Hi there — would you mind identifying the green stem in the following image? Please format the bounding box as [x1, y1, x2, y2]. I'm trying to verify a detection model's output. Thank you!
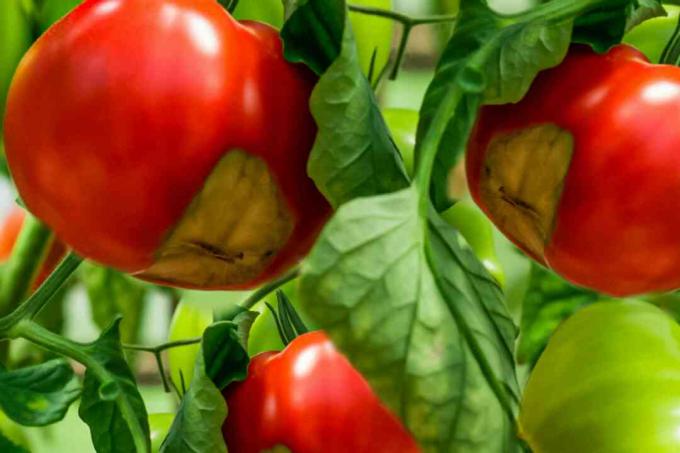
[11, 319, 149, 453]
[240, 267, 300, 310]
[0, 253, 83, 334]
[348, 4, 457, 80]
[0, 215, 53, 316]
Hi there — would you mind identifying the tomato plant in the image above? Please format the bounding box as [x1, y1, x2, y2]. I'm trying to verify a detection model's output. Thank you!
[0, 0, 676, 452]
[520, 300, 680, 452]
[467, 43, 680, 296]
[4, 0, 331, 290]
[223, 331, 419, 453]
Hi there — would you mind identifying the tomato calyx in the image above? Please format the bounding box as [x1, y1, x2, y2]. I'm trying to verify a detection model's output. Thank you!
[265, 290, 308, 346]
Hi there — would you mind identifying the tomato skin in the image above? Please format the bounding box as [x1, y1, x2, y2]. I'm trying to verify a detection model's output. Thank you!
[0, 207, 66, 288]
[223, 331, 419, 453]
[467, 44, 680, 296]
[520, 300, 680, 452]
[4, 0, 330, 290]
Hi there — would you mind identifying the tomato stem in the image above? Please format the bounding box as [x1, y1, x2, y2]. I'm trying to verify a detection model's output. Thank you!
[348, 4, 457, 80]
[0, 214, 53, 317]
[0, 252, 82, 337]
[123, 337, 202, 393]
[240, 267, 300, 310]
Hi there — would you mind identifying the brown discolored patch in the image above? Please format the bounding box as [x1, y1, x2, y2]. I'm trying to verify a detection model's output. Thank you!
[480, 124, 573, 259]
[138, 150, 294, 287]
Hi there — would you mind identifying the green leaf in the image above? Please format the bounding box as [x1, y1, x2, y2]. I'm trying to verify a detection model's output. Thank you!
[0, 359, 80, 426]
[78, 318, 149, 453]
[161, 321, 249, 453]
[0, 431, 28, 453]
[82, 264, 146, 344]
[299, 187, 520, 452]
[624, 0, 665, 31]
[516, 264, 599, 367]
[282, 0, 409, 207]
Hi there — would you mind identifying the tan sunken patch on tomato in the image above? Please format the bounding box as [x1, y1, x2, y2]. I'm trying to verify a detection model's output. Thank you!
[480, 124, 573, 259]
[139, 150, 294, 287]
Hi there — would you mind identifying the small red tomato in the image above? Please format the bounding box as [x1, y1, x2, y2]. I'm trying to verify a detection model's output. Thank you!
[467, 44, 680, 296]
[0, 207, 66, 288]
[4, 0, 330, 290]
[223, 331, 420, 453]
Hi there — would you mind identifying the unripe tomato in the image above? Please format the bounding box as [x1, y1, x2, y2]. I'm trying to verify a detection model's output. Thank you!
[232, 0, 283, 28]
[441, 200, 505, 287]
[467, 44, 680, 296]
[349, 0, 394, 78]
[0, 0, 32, 125]
[223, 331, 420, 453]
[149, 413, 174, 453]
[0, 206, 66, 288]
[520, 300, 680, 452]
[383, 108, 505, 284]
[167, 301, 213, 391]
[37, 0, 83, 32]
[4, 0, 331, 290]
[623, 5, 680, 63]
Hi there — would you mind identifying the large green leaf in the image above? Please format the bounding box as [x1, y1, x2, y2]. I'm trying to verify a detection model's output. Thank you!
[0, 359, 80, 426]
[78, 319, 149, 453]
[299, 187, 520, 452]
[282, 0, 409, 207]
[161, 321, 249, 453]
[0, 431, 27, 453]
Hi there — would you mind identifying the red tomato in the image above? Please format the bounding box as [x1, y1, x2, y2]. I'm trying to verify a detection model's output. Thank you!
[467, 44, 680, 296]
[0, 207, 66, 288]
[4, 0, 330, 290]
[223, 331, 420, 453]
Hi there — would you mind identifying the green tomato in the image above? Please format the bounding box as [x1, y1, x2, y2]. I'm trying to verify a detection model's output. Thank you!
[149, 413, 174, 453]
[0, 0, 32, 125]
[382, 108, 505, 285]
[232, 0, 283, 28]
[349, 0, 394, 79]
[441, 201, 505, 287]
[382, 108, 417, 176]
[167, 301, 213, 391]
[520, 300, 680, 452]
[623, 6, 680, 63]
[37, 0, 83, 32]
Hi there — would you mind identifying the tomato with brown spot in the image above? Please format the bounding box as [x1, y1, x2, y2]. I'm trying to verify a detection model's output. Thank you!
[467, 44, 680, 296]
[3, 0, 330, 290]
[223, 331, 420, 453]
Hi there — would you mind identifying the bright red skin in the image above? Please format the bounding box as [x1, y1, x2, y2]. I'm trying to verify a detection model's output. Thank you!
[4, 0, 330, 289]
[0, 207, 67, 288]
[468, 44, 680, 296]
[223, 331, 420, 453]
